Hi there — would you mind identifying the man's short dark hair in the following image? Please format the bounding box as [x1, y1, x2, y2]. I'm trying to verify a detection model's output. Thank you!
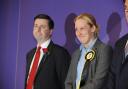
[123, 0, 126, 3]
[34, 14, 54, 29]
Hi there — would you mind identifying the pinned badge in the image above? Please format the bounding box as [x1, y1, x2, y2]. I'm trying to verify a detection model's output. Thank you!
[85, 50, 95, 61]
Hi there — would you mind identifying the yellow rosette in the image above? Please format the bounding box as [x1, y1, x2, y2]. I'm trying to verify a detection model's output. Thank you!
[85, 50, 95, 61]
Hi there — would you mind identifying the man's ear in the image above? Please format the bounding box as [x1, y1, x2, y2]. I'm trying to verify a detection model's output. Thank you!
[50, 29, 53, 35]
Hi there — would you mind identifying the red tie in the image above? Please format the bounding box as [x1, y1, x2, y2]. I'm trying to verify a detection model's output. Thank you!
[26, 47, 41, 89]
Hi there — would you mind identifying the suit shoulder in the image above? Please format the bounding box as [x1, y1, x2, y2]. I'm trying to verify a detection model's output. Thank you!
[97, 40, 113, 51]
[102, 42, 112, 49]
[26, 47, 36, 56]
[53, 44, 70, 54]
[52, 44, 71, 62]
[115, 34, 128, 48]
[72, 48, 80, 55]
[116, 34, 128, 43]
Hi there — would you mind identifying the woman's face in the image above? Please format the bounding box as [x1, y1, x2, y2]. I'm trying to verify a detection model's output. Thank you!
[75, 19, 95, 46]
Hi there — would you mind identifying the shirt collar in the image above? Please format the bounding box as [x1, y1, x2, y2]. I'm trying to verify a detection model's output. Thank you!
[37, 39, 51, 48]
[80, 38, 97, 51]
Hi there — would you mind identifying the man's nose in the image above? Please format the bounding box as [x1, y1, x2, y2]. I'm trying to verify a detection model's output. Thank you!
[37, 27, 42, 31]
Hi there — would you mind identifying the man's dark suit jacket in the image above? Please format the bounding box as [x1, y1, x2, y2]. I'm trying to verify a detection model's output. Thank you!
[25, 41, 71, 89]
[106, 34, 128, 89]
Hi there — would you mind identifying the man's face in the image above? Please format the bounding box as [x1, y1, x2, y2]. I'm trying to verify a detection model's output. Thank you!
[33, 19, 52, 43]
[75, 19, 95, 46]
[124, 0, 128, 23]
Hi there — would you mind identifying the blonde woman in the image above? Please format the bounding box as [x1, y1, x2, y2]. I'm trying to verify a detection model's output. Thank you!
[65, 13, 113, 89]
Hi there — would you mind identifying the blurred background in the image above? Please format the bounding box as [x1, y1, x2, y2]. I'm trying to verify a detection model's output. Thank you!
[0, 0, 127, 89]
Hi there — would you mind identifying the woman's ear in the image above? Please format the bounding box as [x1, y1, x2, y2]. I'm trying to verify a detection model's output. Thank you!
[91, 25, 96, 32]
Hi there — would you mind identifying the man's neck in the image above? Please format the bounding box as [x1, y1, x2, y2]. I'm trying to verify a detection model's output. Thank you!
[37, 38, 51, 47]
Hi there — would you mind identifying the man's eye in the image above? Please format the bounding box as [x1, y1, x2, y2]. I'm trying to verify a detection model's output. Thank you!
[125, 9, 128, 12]
[34, 26, 38, 28]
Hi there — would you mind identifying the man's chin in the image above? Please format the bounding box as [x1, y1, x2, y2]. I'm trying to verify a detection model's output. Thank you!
[36, 39, 44, 43]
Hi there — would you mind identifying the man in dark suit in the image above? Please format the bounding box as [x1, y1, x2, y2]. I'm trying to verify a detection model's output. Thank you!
[106, 0, 128, 89]
[65, 13, 113, 89]
[25, 14, 71, 89]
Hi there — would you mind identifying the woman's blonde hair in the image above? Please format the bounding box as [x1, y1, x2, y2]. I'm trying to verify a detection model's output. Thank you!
[74, 13, 99, 37]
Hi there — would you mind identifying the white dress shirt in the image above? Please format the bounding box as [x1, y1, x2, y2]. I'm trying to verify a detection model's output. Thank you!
[27, 39, 51, 87]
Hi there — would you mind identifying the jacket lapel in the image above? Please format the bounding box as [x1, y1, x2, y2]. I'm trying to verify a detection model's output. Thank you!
[26, 48, 36, 79]
[35, 41, 53, 78]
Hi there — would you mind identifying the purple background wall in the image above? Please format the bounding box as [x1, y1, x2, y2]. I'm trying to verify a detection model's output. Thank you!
[0, 0, 19, 89]
[0, 0, 127, 89]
